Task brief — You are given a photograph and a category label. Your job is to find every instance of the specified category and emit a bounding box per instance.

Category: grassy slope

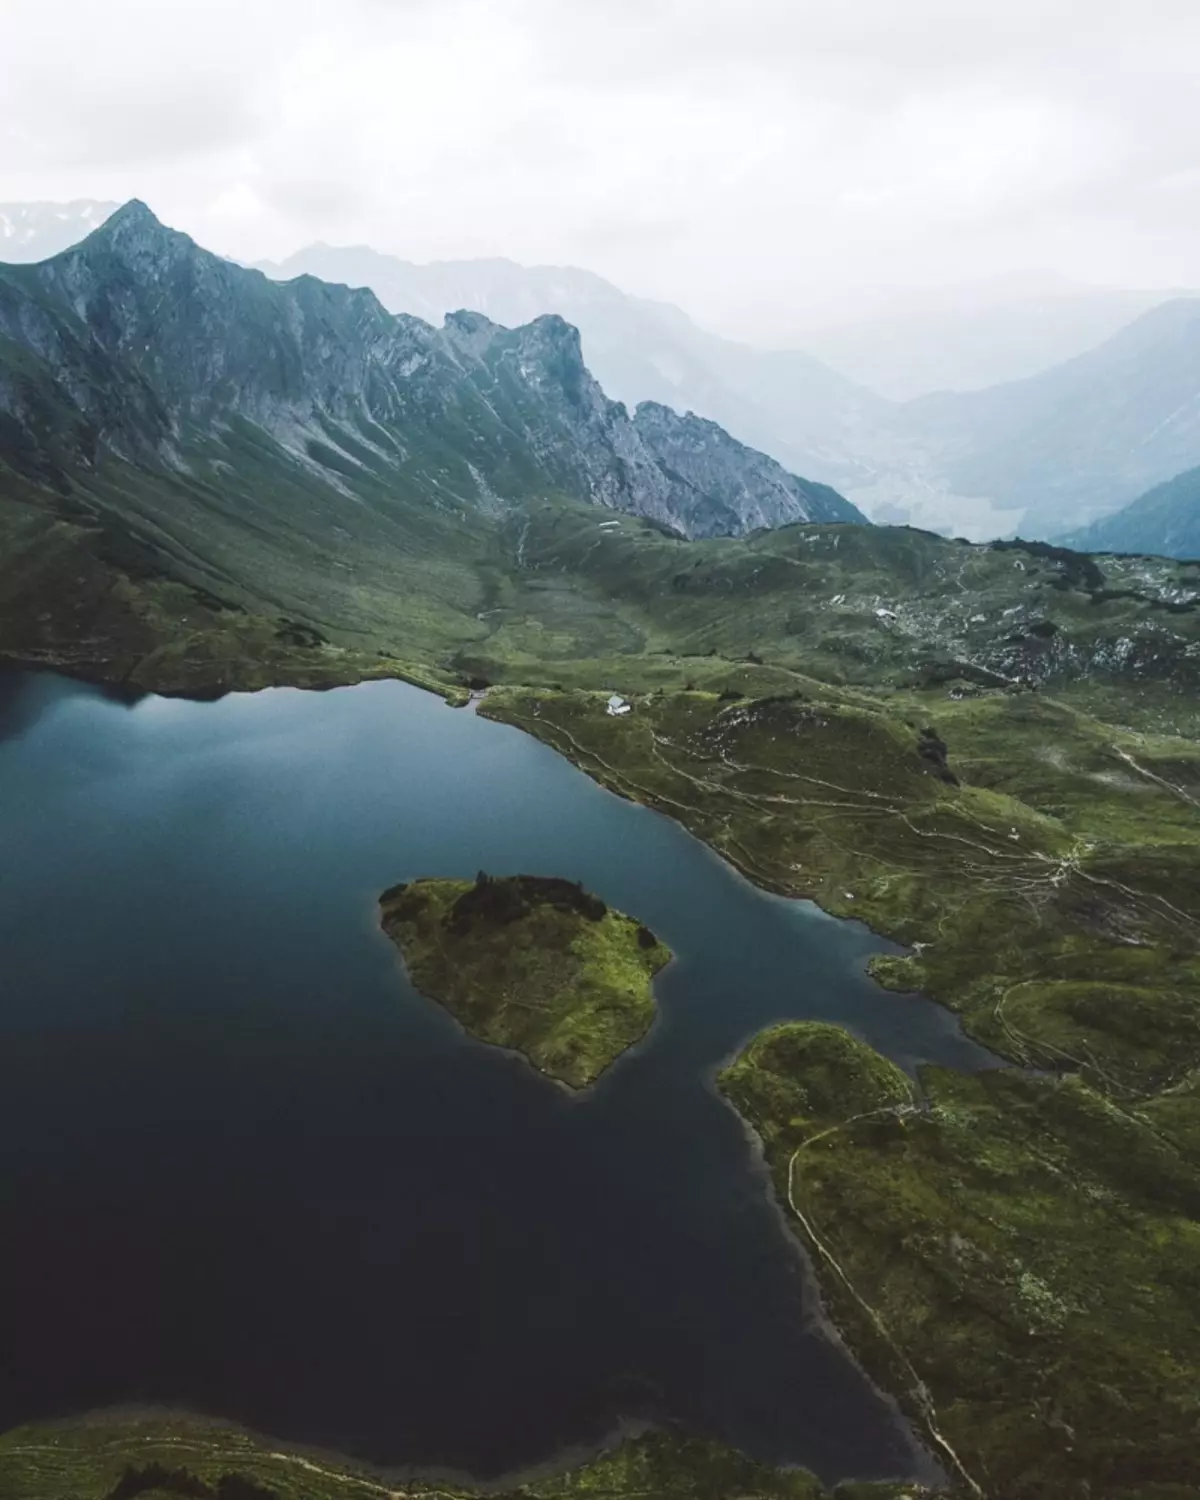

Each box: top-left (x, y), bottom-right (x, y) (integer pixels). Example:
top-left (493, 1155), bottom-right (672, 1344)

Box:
top-left (472, 683), bottom-right (1200, 1496)
top-left (7, 476), bottom-right (1200, 708)
top-left (378, 875), bottom-right (670, 1089)
top-left (0, 1417), bottom-right (933, 1500)
top-left (0, 489), bottom-right (469, 699)
top-left (720, 1024), bottom-right (1200, 1500)
top-left (477, 686), bottom-right (1200, 1092)
top-left (466, 505), bottom-right (1200, 708)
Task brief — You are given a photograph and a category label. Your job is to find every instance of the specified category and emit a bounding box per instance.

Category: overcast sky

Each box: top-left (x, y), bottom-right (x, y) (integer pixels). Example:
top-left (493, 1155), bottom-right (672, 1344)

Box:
top-left (1, 0), bottom-right (1198, 338)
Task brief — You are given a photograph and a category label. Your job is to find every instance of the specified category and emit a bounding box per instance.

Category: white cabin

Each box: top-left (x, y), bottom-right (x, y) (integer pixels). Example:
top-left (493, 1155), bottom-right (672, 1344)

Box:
top-left (606, 694), bottom-right (632, 717)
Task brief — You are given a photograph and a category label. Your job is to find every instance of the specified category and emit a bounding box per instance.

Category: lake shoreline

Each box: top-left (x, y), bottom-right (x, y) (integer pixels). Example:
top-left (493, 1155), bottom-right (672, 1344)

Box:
top-left (2, 666), bottom-right (950, 1490)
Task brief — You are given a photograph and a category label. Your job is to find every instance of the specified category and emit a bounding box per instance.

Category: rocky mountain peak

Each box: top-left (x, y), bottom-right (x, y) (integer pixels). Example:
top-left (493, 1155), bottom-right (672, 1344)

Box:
top-left (442, 308), bottom-right (502, 357)
top-left (521, 312), bottom-right (584, 358)
top-left (444, 308), bottom-right (497, 333)
top-left (636, 399), bottom-right (692, 427)
top-left (101, 197), bottom-right (159, 231)
top-left (441, 308), bottom-right (586, 368)
top-left (507, 314), bottom-right (590, 403)
top-left (71, 197), bottom-right (190, 265)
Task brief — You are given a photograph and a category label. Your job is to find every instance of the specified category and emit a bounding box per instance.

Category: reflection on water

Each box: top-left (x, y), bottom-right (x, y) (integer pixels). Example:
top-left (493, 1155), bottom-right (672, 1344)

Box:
top-left (0, 672), bottom-right (993, 1483)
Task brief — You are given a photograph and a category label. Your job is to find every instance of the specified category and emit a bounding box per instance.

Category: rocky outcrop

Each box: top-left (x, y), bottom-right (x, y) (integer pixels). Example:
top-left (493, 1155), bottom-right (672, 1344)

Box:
top-left (436, 307), bottom-right (866, 536)
top-left (632, 401), bottom-right (865, 537)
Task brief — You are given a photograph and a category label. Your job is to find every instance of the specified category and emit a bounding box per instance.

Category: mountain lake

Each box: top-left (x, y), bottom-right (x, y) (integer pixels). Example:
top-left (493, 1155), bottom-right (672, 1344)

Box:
top-left (0, 670), bottom-right (999, 1486)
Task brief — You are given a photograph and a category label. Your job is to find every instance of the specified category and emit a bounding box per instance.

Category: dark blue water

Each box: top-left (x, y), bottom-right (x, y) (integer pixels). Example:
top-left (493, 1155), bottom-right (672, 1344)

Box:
top-left (0, 671), bottom-right (995, 1483)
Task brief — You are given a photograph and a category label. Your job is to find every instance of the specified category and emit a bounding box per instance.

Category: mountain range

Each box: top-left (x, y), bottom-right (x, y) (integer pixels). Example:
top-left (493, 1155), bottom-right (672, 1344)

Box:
top-left (260, 240), bottom-right (890, 503)
top-left (10, 201), bottom-right (1193, 406)
top-left (6, 199), bottom-right (1200, 550)
top-left (905, 297), bottom-right (1200, 537)
top-left (798, 273), bottom-right (1198, 399)
top-left (259, 248), bottom-right (1200, 542)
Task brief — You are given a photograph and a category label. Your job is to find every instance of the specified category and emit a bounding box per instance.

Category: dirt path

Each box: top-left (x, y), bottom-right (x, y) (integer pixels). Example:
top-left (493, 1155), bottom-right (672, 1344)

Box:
top-left (784, 1106), bottom-right (985, 1499)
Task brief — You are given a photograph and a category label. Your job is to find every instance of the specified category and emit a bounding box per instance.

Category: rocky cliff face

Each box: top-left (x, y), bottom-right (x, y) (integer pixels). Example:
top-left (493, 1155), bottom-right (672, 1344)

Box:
top-left (0, 201), bottom-right (865, 543)
top-left (261, 239), bottom-right (888, 493)
top-left (632, 401), bottom-right (863, 537)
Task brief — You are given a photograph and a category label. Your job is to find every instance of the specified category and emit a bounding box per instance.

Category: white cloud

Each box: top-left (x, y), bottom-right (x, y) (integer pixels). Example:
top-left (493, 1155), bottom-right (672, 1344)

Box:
top-left (1, 0), bottom-right (1198, 334)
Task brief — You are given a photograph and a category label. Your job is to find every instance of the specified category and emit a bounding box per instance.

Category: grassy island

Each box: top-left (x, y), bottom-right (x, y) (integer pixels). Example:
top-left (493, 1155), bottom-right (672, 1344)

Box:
top-left (721, 1022), bottom-right (1200, 1500)
top-left (379, 873), bottom-right (671, 1089)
